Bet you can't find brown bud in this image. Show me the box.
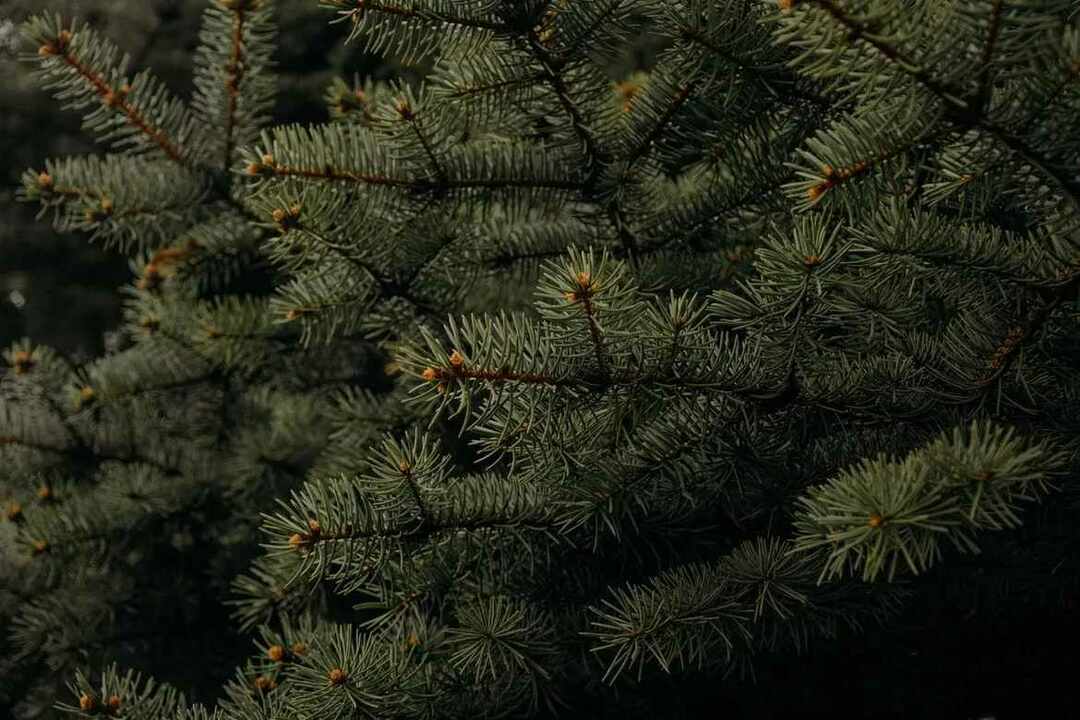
[307,518,321,535]
[139,316,160,334]
[448,350,465,367]
[290,642,308,656]
[32,539,49,555]
[614,80,641,112]
[79,693,97,711]
[38,31,71,57]
[868,513,884,528]
[138,264,162,291]
[37,172,54,189]
[5,502,23,522]
[253,675,276,693]
[85,197,114,223]
[107,695,121,712]
[328,667,348,686]
[77,386,96,408]
[394,98,414,121]
[267,644,286,662]
[12,350,35,375]
[37,485,53,501]
[271,205,301,232]
[288,533,305,549]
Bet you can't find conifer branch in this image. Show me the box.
[800,0,966,106]
[974,0,1004,113]
[424,364,565,388]
[261,161,585,193]
[976,271,1080,388]
[529,35,607,180]
[334,0,512,33]
[44,38,186,165]
[222,3,248,170]
[398,465,431,527]
[976,122,1080,209]
[678,26,829,111]
[624,81,698,168]
[800,0,1080,208]
[446,74,548,99]
[525,24,639,266]
[405,114,447,182]
[576,280,611,382]
[806,149,904,203]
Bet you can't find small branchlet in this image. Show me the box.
[808,161,870,202]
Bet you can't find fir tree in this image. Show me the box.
[4,1,1080,718]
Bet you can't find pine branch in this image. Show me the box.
[222,5,248,169]
[256,158,585,193]
[793,0,1080,209]
[31,23,189,164]
[334,0,511,33]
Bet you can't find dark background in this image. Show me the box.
[1,2,1077,718]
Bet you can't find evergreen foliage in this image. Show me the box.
[3,0,1080,718]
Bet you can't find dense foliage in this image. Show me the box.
[3,1,1079,718]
